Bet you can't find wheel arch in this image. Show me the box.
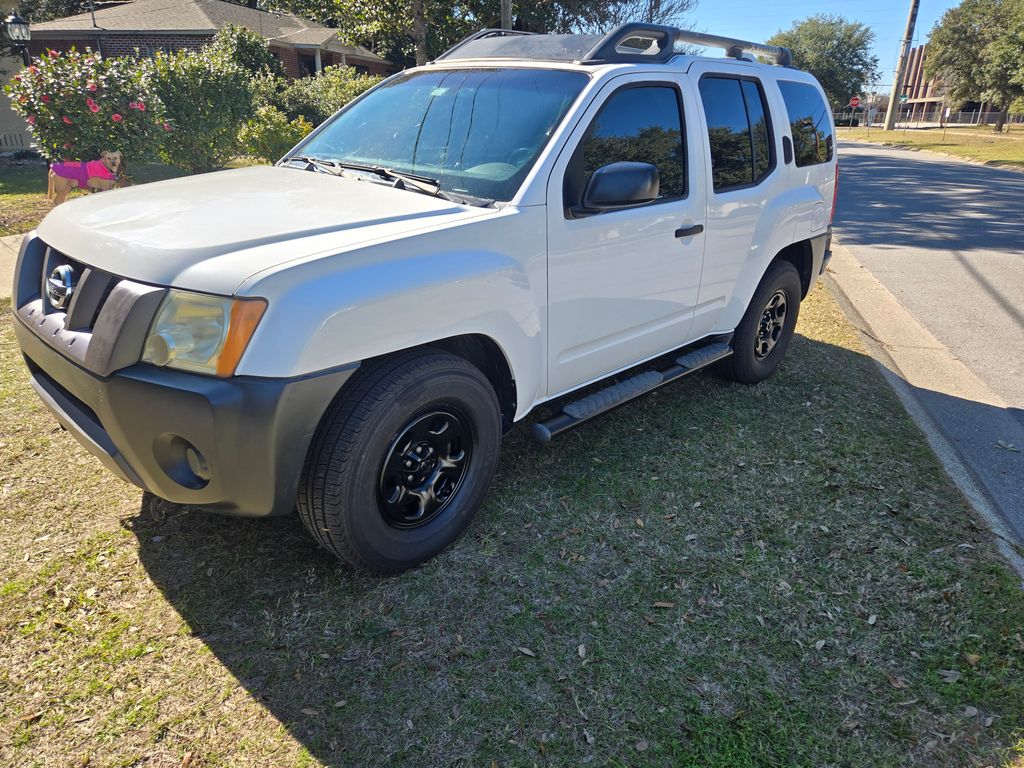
[773,238,814,298]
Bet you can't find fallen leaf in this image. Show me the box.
[885,671,908,689]
[814,639,826,651]
[938,669,961,683]
[20,711,43,723]
[964,706,978,718]
[517,647,536,657]
[333,700,347,708]
[755,615,766,628]
[643,615,656,624]
[996,440,1019,452]
[867,614,877,626]
[584,728,595,745]
[984,716,994,727]
[578,644,586,659]
[685,534,698,542]
[964,653,981,667]
[635,739,649,752]
[300,708,318,716]
[180,753,193,768]
[635,518,644,528]
[653,601,675,609]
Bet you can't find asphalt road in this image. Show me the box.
[833,141,1024,539]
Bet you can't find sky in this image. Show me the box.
[688,0,960,92]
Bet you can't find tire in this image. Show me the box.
[719,260,802,385]
[297,349,502,573]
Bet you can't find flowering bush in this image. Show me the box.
[238,105,313,162]
[208,24,284,78]
[4,48,162,163]
[150,48,255,173]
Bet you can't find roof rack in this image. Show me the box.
[434,23,793,67]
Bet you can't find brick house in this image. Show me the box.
[27,0,394,79]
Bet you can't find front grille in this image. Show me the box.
[14,236,166,377]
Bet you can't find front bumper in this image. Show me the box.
[14,313,356,517]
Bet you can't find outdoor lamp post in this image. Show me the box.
[3,11,31,64]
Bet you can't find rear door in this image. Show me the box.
[545,73,708,396]
[686,63,790,339]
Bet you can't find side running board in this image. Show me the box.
[531,340,733,443]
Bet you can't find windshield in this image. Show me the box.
[294,68,589,202]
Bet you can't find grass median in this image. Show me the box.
[2,286,1023,767]
[839,125,1024,170]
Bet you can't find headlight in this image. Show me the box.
[142,290,267,377]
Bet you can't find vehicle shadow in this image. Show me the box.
[127,333,1024,766]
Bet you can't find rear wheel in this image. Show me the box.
[719,260,802,385]
[297,349,501,573]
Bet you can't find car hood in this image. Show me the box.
[36,165,488,295]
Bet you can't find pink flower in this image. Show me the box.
[26,115,35,125]
[87,82,97,92]
[128,101,138,110]
[27,65,37,74]
[63,143,72,150]
[162,122,173,132]
[137,102,146,112]
[88,102,99,113]
[12,75,20,83]
[111,113,123,123]
[62,116,73,124]
[41,95,50,103]
[48,49,59,58]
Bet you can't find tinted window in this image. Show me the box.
[699,76,774,191]
[299,69,588,202]
[778,81,834,166]
[574,85,686,203]
[742,80,772,181]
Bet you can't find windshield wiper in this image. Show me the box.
[286,155,343,175]
[285,156,495,207]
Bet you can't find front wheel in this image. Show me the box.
[297,349,502,573]
[719,260,802,385]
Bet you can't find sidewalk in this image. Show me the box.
[1,233,23,300]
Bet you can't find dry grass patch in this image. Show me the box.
[1,286,1023,767]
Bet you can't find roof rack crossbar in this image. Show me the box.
[582,23,792,67]
[432,23,793,67]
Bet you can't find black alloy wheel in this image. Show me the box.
[378,409,472,528]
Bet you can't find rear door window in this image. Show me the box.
[698,76,774,192]
[778,81,834,166]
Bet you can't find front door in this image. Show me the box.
[545,74,707,396]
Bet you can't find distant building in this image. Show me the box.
[27,0,394,79]
[900,43,946,120]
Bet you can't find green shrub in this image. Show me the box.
[4,48,161,163]
[277,65,382,125]
[239,105,313,161]
[208,24,284,78]
[150,49,254,173]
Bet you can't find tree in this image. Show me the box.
[18,0,89,22]
[208,24,285,77]
[927,0,1024,131]
[767,15,879,108]
[249,0,696,67]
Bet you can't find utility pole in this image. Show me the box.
[500,0,512,30]
[883,0,920,131]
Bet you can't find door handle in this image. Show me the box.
[675,224,704,238]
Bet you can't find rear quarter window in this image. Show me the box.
[778,81,834,167]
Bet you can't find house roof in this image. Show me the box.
[30,0,386,61]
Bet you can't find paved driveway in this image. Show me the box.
[833,141,1024,540]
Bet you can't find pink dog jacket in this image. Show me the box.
[51,159,116,188]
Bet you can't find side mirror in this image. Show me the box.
[577,161,659,214]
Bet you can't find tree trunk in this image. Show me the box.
[993,106,1008,133]
[412,0,429,67]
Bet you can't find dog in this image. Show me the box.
[48,150,123,205]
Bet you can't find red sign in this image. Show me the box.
[849,96,861,108]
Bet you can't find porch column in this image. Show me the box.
[314,48,322,73]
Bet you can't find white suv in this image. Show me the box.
[12,24,837,572]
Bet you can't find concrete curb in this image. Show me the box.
[827,241,1024,582]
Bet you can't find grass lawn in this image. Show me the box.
[839,125,1024,169]
[1,285,1023,767]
